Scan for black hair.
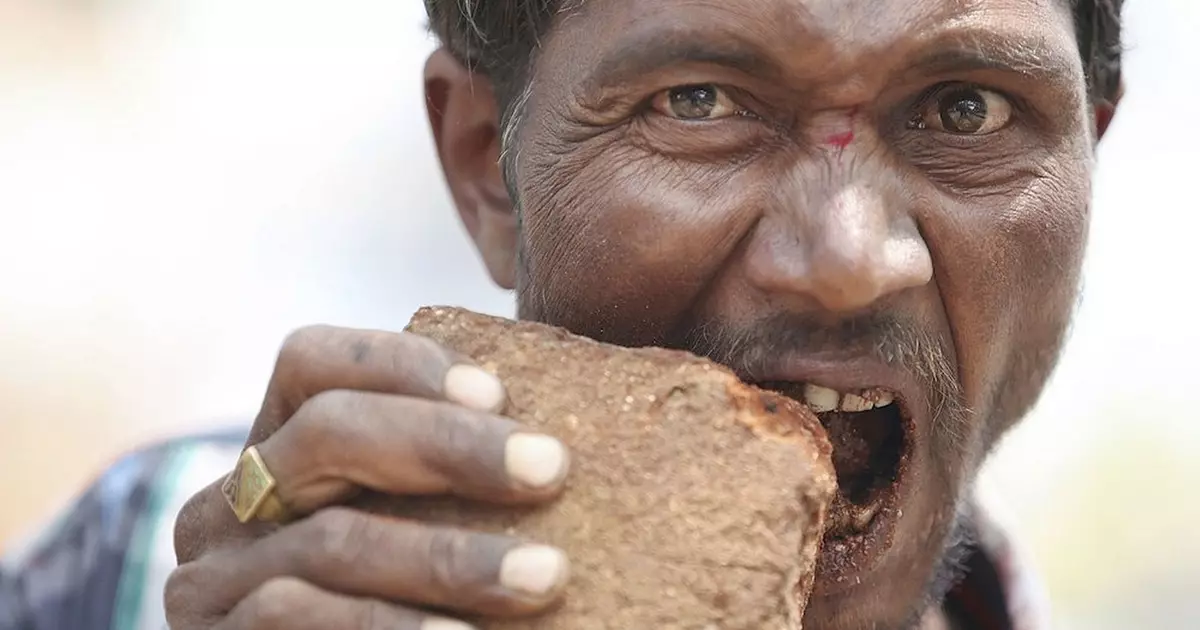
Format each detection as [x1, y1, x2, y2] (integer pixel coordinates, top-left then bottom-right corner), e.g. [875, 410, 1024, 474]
[425, 0, 1125, 106]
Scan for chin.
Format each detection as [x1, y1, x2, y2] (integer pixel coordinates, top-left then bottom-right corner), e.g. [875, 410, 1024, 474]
[800, 465, 964, 630]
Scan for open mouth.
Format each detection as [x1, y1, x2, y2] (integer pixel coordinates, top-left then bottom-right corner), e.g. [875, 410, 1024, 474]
[757, 381, 912, 586]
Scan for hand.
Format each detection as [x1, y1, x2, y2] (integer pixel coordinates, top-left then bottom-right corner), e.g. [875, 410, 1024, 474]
[165, 325, 571, 629]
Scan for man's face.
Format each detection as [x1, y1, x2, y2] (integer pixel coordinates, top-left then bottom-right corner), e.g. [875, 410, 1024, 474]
[431, 0, 1096, 627]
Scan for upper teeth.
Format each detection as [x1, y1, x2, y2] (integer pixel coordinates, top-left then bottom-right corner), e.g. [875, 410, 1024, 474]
[802, 383, 895, 413]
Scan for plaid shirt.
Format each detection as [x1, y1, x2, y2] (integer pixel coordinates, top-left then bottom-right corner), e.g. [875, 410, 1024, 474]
[0, 428, 1049, 630]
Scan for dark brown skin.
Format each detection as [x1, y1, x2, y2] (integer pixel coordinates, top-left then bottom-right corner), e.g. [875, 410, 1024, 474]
[165, 1, 1120, 629]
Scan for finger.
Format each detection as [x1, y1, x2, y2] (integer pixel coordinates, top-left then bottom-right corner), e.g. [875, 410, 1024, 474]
[175, 477, 246, 565]
[251, 325, 507, 446]
[176, 325, 508, 562]
[174, 395, 568, 563]
[205, 509, 569, 619]
[217, 577, 476, 630]
[257, 391, 569, 514]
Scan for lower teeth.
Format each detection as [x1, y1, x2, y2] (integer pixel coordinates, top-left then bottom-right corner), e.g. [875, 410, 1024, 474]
[852, 502, 879, 530]
[825, 495, 883, 537]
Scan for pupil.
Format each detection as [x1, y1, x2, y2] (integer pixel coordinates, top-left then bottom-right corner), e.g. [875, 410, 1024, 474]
[669, 85, 718, 119]
[940, 91, 988, 133]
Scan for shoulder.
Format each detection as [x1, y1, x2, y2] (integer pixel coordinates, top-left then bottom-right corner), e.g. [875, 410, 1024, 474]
[1, 427, 248, 630]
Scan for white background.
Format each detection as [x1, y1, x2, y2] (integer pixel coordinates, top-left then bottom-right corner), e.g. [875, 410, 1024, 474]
[0, 1, 1196, 627]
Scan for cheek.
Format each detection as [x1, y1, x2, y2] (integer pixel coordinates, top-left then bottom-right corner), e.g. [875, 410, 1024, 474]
[929, 159, 1089, 431]
[989, 169, 1089, 423]
[516, 140, 766, 344]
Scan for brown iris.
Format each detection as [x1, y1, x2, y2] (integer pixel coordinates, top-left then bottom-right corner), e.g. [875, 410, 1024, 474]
[667, 84, 720, 119]
[939, 89, 989, 134]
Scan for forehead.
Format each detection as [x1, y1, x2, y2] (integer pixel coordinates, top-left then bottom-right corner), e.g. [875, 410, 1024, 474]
[567, 0, 1074, 42]
[584, 0, 1064, 25]
[545, 0, 1081, 92]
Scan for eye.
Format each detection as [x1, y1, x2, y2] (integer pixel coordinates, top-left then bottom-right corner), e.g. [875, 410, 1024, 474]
[651, 84, 742, 120]
[908, 86, 1013, 135]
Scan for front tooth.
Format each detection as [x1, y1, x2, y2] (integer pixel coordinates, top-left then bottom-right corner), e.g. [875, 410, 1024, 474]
[871, 391, 895, 408]
[803, 383, 840, 412]
[841, 393, 873, 412]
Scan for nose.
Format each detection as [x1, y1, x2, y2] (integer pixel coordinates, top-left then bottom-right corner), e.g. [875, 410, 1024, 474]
[745, 181, 933, 313]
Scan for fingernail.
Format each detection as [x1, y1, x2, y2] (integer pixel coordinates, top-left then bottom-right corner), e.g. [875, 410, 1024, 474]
[444, 364, 506, 412]
[500, 545, 569, 596]
[505, 434, 568, 488]
[421, 618, 477, 630]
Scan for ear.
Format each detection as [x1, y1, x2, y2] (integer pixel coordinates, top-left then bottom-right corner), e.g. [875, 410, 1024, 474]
[1094, 80, 1124, 142]
[425, 48, 518, 289]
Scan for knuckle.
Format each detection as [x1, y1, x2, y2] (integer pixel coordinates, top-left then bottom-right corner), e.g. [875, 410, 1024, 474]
[302, 388, 356, 420]
[173, 481, 231, 565]
[280, 325, 332, 360]
[245, 577, 312, 629]
[164, 562, 200, 598]
[422, 528, 480, 595]
[427, 408, 487, 459]
[296, 508, 373, 575]
[354, 600, 392, 630]
[292, 389, 355, 446]
[163, 564, 204, 623]
[275, 325, 334, 374]
[164, 559, 235, 628]
[393, 333, 459, 381]
[267, 326, 334, 407]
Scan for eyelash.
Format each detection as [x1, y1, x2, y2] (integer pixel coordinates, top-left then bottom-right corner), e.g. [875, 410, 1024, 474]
[642, 85, 761, 120]
[636, 81, 1026, 141]
[911, 82, 1024, 124]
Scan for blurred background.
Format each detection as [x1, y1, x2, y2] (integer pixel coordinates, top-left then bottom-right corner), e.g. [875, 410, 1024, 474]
[0, 0, 1196, 627]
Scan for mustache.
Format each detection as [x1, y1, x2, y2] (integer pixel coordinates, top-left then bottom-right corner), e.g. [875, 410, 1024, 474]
[669, 311, 969, 443]
[674, 312, 953, 389]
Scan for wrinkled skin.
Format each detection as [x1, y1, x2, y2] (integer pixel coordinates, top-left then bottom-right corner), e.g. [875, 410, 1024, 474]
[166, 1, 1119, 629]
[430, 0, 1111, 627]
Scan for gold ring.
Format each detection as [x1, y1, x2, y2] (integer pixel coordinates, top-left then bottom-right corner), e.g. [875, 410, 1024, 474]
[221, 445, 292, 524]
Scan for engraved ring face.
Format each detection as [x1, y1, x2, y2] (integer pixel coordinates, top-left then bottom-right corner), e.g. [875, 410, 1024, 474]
[222, 446, 279, 524]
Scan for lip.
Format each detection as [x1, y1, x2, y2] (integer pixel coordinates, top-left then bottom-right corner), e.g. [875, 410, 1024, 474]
[739, 353, 929, 592]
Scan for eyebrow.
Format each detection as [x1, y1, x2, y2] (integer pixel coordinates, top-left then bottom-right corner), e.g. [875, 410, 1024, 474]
[907, 32, 1082, 84]
[583, 33, 785, 90]
[583, 28, 1082, 95]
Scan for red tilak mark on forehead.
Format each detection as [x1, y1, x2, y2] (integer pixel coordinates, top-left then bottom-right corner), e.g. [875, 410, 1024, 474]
[823, 106, 860, 156]
[825, 131, 855, 149]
